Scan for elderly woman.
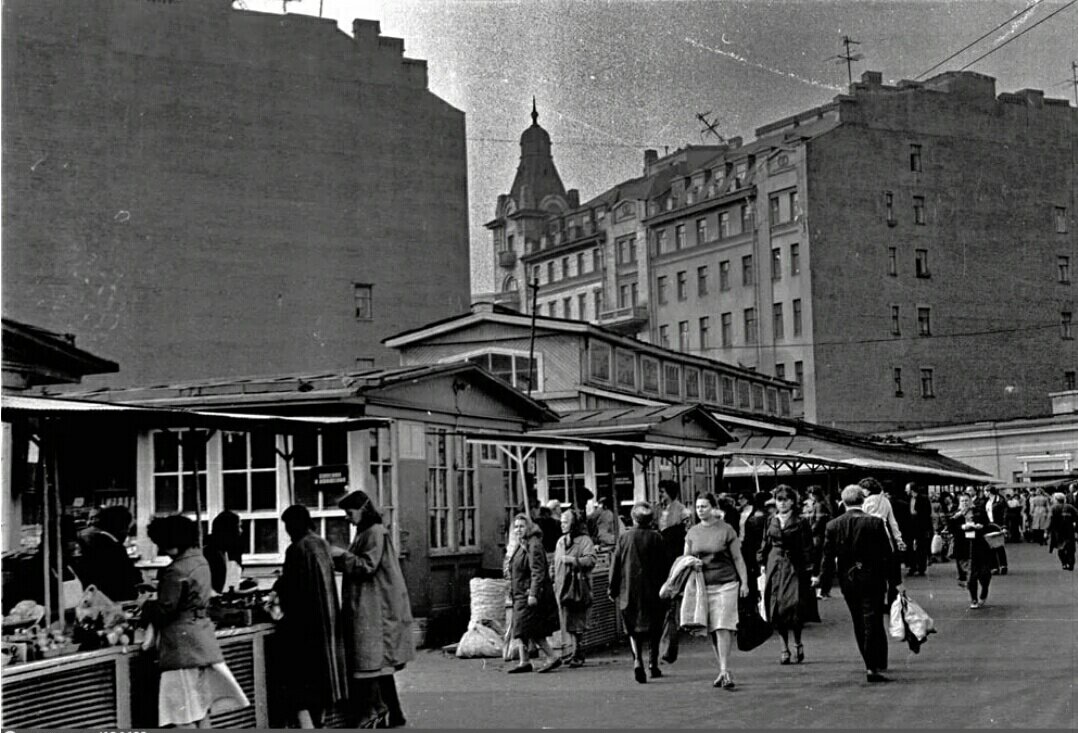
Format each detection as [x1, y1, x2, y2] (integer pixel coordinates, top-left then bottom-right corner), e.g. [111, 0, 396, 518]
[332, 490, 415, 728]
[685, 493, 749, 690]
[608, 502, 667, 684]
[1048, 492, 1078, 571]
[759, 485, 820, 665]
[145, 515, 249, 728]
[553, 509, 597, 667]
[274, 505, 347, 728]
[506, 512, 561, 674]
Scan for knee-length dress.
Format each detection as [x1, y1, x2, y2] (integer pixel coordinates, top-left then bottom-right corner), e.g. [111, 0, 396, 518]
[758, 514, 820, 629]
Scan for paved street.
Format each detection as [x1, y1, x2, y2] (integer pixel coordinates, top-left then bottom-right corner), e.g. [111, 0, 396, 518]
[397, 542, 1077, 728]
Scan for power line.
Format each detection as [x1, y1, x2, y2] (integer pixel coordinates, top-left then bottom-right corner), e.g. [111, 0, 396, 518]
[915, 0, 1047, 80]
[958, 0, 1078, 72]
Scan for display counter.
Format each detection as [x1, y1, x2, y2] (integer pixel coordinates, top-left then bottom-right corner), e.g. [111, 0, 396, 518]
[1, 623, 273, 728]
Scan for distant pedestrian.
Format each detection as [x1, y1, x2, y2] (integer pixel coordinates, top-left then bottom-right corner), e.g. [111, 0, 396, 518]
[536, 505, 561, 554]
[1047, 493, 1078, 571]
[805, 486, 833, 593]
[1005, 491, 1024, 544]
[587, 497, 618, 548]
[608, 502, 668, 684]
[554, 509, 597, 667]
[815, 486, 904, 683]
[1029, 489, 1051, 545]
[684, 493, 749, 690]
[906, 483, 934, 576]
[657, 480, 690, 532]
[758, 486, 819, 665]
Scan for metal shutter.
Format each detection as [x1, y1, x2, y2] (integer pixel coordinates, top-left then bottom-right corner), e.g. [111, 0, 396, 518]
[208, 641, 257, 728]
[1, 660, 118, 729]
[584, 551, 621, 650]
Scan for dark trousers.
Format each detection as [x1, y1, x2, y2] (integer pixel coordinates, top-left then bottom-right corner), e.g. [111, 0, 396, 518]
[628, 624, 663, 670]
[349, 674, 403, 727]
[968, 574, 991, 602]
[659, 599, 679, 663]
[840, 580, 888, 673]
[908, 531, 932, 574]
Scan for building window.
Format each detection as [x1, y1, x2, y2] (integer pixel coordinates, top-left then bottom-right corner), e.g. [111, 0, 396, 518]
[790, 244, 800, 276]
[657, 276, 668, 305]
[721, 313, 732, 347]
[677, 271, 688, 301]
[1065, 370, 1077, 391]
[656, 229, 669, 254]
[426, 430, 478, 551]
[1059, 256, 1071, 283]
[789, 191, 800, 219]
[631, 282, 639, 306]
[885, 191, 895, 225]
[779, 390, 791, 416]
[744, 307, 757, 345]
[699, 316, 710, 350]
[1063, 311, 1074, 340]
[910, 144, 922, 172]
[578, 293, 588, 321]
[742, 255, 754, 286]
[920, 368, 935, 398]
[792, 299, 802, 337]
[891, 305, 901, 335]
[697, 266, 709, 297]
[664, 364, 681, 399]
[772, 303, 784, 341]
[291, 428, 355, 548]
[703, 371, 718, 403]
[719, 211, 731, 238]
[769, 196, 781, 226]
[697, 218, 708, 244]
[888, 247, 897, 276]
[752, 384, 765, 412]
[794, 361, 803, 399]
[221, 430, 280, 555]
[641, 357, 660, 393]
[562, 256, 571, 279]
[563, 297, 573, 319]
[675, 224, 686, 250]
[546, 450, 586, 507]
[738, 380, 751, 409]
[151, 429, 208, 517]
[678, 321, 690, 352]
[547, 261, 555, 282]
[719, 260, 731, 290]
[918, 307, 932, 336]
[659, 324, 671, 349]
[615, 350, 636, 390]
[894, 368, 903, 396]
[766, 387, 778, 415]
[741, 203, 752, 232]
[775, 363, 786, 381]
[619, 284, 630, 309]
[594, 290, 603, 317]
[618, 237, 637, 264]
[576, 252, 585, 276]
[685, 367, 700, 400]
[463, 351, 538, 392]
[1056, 207, 1069, 233]
[590, 341, 612, 381]
[771, 248, 782, 281]
[913, 196, 926, 225]
[721, 376, 735, 406]
[546, 301, 556, 317]
[353, 283, 373, 320]
[915, 249, 930, 278]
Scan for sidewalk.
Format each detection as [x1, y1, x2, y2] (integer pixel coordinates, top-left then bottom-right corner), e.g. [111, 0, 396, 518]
[396, 542, 1077, 728]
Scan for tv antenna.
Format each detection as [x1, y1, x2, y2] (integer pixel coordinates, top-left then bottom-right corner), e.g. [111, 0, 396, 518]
[827, 35, 863, 85]
[696, 111, 724, 142]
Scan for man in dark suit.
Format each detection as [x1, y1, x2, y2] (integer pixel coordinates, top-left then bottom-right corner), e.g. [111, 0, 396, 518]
[814, 485, 904, 683]
[906, 483, 934, 577]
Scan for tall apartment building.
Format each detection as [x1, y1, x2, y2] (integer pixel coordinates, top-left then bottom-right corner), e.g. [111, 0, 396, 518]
[2, 0, 470, 386]
[487, 71, 1077, 431]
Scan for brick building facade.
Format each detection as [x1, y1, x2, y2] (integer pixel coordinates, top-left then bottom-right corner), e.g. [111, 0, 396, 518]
[2, 0, 470, 386]
[487, 71, 1078, 431]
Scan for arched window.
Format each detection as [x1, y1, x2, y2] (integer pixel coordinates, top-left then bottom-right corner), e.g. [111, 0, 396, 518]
[502, 276, 519, 293]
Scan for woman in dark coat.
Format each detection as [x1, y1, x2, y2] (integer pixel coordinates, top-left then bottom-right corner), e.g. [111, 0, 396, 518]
[1047, 492, 1078, 571]
[758, 486, 820, 665]
[506, 513, 560, 673]
[805, 486, 832, 591]
[948, 494, 993, 608]
[332, 490, 415, 728]
[608, 502, 668, 684]
[145, 515, 249, 728]
[203, 510, 244, 594]
[274, 505, 348, 728]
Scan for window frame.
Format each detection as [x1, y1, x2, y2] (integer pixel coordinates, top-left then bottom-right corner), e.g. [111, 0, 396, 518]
[641, 356, 661, 394]
[676, 270, 688, 301]
[792, 299, 802, 337]
[426, 429, 480, 554]
[699, 316, 710, 350]
[913, 196, 926, 225]
[772, 302, 784, 341]
[790, 243, 800, 276]
[677, 321, 690, 352]
[771, 247, 782, 281]
[719, 260, 731, 291]
[891, 305, 901, 336]
[697, 265, 709, 297]
[744, 307, 757, 345]
[920, 368, 935, 399]
[917, 306, 932, 337]
[353, 283, 374, 321]
[742, 255, 754, 286]
[915, 249, 930, 278]
[663, 363, 681, 399]
[1059, 255, 1071, 284]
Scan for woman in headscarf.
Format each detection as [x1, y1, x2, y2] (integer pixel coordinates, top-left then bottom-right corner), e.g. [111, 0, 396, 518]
[608, 502, 668, 684]
[274, 505, 348, 728]
[553, 509, 597, 667]
[203, 510, 244, 594]
[506, 512, 561, 674]
[685, 493, 749, 690]
[758, 485, 820, 665]
[332, 490, 415, 728]
[145, 515, 250, 729]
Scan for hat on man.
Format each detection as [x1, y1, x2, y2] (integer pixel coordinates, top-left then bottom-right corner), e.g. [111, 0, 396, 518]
[337, 489, 373, 511]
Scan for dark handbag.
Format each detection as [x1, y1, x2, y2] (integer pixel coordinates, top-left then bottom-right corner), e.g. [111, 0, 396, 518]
[736, 592, 773, 652]
[560, 568, 586, 608]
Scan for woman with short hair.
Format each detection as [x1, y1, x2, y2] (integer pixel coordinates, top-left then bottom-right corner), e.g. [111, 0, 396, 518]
[145, 515, 250, 729]
[553, 509, 597, 667]
[758, 485, 820, 665]
[684, 493, 749, 689]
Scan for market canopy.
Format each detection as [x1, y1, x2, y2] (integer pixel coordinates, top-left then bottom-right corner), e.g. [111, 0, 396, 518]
[529, 404, 736, 451]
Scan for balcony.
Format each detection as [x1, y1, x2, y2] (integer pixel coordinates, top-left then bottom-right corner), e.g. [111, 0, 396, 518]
[597, 305, 649, 335]
[497, 249, 518, 268]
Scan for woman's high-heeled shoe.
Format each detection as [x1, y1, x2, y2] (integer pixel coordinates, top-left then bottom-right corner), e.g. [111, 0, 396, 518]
[780, 649, 791, 665]
[795, 643, 804, 663]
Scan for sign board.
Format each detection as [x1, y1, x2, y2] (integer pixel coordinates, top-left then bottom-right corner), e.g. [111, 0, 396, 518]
[313, 465, 349, 490]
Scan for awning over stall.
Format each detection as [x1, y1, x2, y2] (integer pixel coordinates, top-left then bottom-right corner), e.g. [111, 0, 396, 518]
[529, 404, 736, 449]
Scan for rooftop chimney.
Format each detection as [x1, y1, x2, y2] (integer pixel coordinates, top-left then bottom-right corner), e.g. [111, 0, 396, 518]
[644, 149, 658, 173]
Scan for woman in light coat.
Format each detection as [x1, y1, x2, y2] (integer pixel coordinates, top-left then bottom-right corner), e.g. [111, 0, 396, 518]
[553, 509, 597, 667]
[333, 490, 415, 729]
[1029, 488, 1051, 545]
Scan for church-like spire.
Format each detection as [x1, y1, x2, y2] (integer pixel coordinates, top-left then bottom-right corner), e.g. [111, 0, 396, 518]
[531, 96, 538, 126]
[508, 97, 566, 209]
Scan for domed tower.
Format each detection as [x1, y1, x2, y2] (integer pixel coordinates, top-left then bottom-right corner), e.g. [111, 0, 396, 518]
[485, 99, 571, 313]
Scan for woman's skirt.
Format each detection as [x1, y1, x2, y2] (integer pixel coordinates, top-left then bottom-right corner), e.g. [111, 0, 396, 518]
[705, 581, 739, 632]
[512, 596, 559, 640]
[557, 601, 591, 635]
[158, 663, 250, 726]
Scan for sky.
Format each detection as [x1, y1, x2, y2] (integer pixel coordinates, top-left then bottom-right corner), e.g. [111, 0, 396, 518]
[240, 0, 1077, 294]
